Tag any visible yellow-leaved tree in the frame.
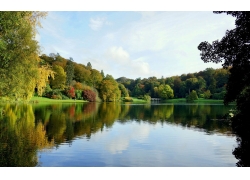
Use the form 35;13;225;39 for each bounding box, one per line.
0;11;47;101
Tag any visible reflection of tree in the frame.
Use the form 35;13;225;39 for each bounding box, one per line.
0;104;53;167
1;102;235;167
98;103;121;127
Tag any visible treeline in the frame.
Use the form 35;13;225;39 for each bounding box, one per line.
0;12;229;102
38;53;127;102
117;67;230;100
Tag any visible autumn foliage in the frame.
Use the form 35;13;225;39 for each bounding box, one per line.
83;89;96;102
66;86;75;98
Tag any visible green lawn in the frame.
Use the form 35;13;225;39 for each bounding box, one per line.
30;96;88;104
163;98;235;105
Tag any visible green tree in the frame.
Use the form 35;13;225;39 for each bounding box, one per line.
99;75;121;102
50;65;66;89
89;69;103;89
118;83;129;97
197;12;250;166
87;62;92;70
65;58;74;86
0;11;46;101
204;90;211;99
186;90;198;103
158;84;174;100
74;63;91;83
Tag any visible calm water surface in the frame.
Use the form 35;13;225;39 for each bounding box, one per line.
0;102;237;166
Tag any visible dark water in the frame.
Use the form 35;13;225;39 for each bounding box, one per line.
0;102;237;167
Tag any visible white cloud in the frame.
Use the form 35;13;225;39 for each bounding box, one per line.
105;123;151;154
89;17;111;31
106;46;130;64
103;46;157;78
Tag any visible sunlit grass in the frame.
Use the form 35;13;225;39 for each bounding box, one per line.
30;96;88;104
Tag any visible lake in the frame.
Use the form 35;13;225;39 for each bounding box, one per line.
0;102;237;167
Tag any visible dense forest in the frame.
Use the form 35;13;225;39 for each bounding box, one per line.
0;11;230;102
39;53;230;102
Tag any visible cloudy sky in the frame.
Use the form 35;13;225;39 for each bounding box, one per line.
3;1;238;79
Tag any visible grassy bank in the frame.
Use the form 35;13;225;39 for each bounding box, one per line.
163;98;235;105
30;96;88;104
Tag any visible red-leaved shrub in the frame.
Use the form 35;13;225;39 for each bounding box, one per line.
83;89;96;102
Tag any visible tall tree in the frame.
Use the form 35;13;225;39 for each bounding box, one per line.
158;84;174;100
197;11;250;166
0;11;46;101
87;62;92;70
50;65;66;89
65;57;74;86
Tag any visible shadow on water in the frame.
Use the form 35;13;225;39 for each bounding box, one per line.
230;106;250;166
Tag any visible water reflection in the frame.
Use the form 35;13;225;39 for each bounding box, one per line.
0;102;236;166
0;104;53;167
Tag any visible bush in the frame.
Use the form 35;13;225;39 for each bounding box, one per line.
212;91;226;100
51;94;62;99
199;93;205;98
61;94;69;100
186;90;198;103
75;90;83;100
143;95;151;101
66;86;75;99
46;89;63;99
83;89;96;102
123;97;133;102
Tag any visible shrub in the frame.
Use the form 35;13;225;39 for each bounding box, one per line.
66;86;75;99
143;95;151;101
123;97;133;102
47;89;63;99
204;90;211;99
51;94;62;99
186;90;198;103
75;90;83;100
83;89;96;102
61;94;69;100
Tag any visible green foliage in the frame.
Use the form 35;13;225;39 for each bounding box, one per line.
65;58;74;86
50;65;66;89
119;83;129;97
0;12;46;101
212;91;226;100
123;97;133;102
186;90;198;103
204;90;211;99
75;90;83;100
99;76;121;102
143;94;151;101
158;84;174;100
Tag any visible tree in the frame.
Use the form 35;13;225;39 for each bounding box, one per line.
197;12;250;166
66;86;75;99
0;11;46;101
186;90;198;103
36;64;54;96
50;65;66;89
83;89;96;102
101;70;105;78
118;83;129;97
87;62;92;70
89;69;103;89
74;64;91;83
158;84;174;100
99;76;121;102
204;90;211;99
65;58;74;86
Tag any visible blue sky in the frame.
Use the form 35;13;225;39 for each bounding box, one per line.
2;1;238;79
36;11;236;79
